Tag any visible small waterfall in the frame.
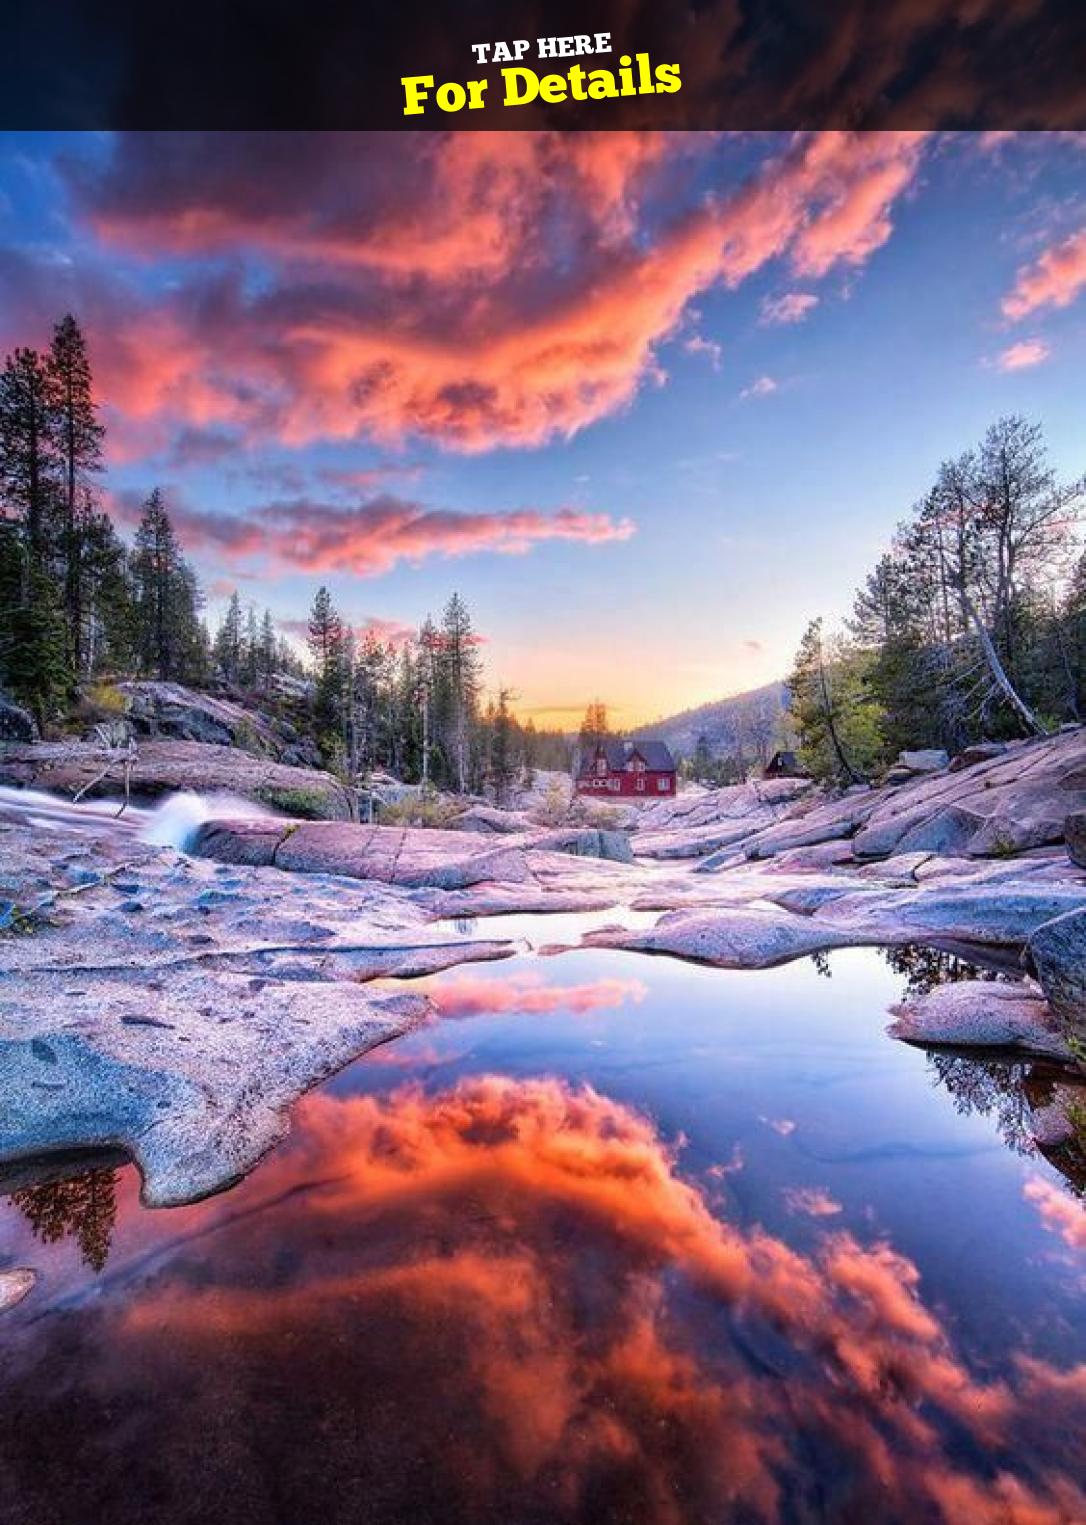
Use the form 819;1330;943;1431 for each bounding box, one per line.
139;792;216;851
140;791;277;851
0;784;276;855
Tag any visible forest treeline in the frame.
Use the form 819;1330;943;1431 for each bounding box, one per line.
788;416;1086;782
0;314;569;794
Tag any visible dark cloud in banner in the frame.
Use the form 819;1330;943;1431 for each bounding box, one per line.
5;0;1086;130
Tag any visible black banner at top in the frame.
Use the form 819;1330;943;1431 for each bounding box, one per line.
6;0;1086;131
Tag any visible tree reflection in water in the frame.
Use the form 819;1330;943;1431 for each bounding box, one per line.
926;1050;1086;1194
9;1166;118;1272
926;1052;1038;1155
882;944;1010;1000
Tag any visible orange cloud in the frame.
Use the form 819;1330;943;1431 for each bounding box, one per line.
57;130;928;456
8;1076;1085;1523
1003;227;1086;320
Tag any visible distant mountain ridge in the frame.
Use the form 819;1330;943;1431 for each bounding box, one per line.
632;681;789;760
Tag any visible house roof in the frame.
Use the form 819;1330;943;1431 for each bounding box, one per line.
577;737;676;776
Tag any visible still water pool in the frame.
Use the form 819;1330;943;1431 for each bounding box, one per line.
1;946;1084;1524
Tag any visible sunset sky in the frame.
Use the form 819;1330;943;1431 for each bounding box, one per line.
1;131;1084;726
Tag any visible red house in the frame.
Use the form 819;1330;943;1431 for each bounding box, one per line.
576;738;677;799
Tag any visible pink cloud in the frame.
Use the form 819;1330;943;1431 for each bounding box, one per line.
429;971;648;1020
783;1186;843;1218
760;291;820;325
994;338;1051;371
153;494;635;578
1003;227;1086;320
37;130;928;457
1024;1175;1086;1251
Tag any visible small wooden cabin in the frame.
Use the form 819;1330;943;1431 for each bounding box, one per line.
763;750;809;779
576;738;677;798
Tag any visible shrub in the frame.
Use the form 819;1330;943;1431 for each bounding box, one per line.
378;794;461;829
532;776;571;826
572;798;626;830
85;682;128;716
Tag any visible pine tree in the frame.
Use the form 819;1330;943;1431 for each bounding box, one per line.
488;687;518;805
130;488;204;681
0;519;70;724
213;591;244;683
48;316;104;669
0;346;58;574
437;592;481;792
242;604;260;688
307;585;347;749
79;497;134;675
258;609;278;687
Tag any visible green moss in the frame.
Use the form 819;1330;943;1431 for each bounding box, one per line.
986;830;1020;859
255;785;340;821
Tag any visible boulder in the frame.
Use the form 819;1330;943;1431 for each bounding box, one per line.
205;819;536;891
888;981;1069;1059
896;805;988;857
966;813;1065;857
818;882;1086;948
0;693;37;743
1066;813;1086;869
1028;907;1086;1038
0;1268;36;1316
949;742;1007;773
0;739;354;820
736;796;875;862
582;906;861;968
896;749;949;773
117;681;321;768
452;804;531;834
532;826;634;863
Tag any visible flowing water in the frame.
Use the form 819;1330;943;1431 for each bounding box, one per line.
1;794;1085;1523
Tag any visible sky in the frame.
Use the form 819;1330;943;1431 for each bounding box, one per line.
0;130;1084;728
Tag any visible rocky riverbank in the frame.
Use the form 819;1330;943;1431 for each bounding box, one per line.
2;726;1085;1207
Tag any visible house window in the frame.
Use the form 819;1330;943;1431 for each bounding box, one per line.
636;776;645;792
658;777;670;791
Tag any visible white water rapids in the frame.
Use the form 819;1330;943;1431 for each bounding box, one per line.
0;785;276;853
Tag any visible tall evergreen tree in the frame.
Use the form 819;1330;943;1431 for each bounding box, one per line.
258;609;278;687
436;592;481;792
487;687;518;805
307;585;348;748
0;519;70;723
0;346;59;574
48;316;104;669
213;591;244;683
130;488;204;681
